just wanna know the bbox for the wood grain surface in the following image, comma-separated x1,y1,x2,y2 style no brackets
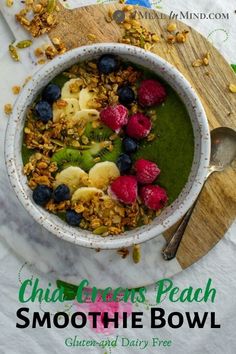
49,2,236,269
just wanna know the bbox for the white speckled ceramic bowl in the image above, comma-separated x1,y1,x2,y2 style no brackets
5,44,210,249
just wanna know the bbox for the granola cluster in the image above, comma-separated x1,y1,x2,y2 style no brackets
23,61,141,157
22,59,159,235
23,152,57,189
15,0,58,37
63,61,140,109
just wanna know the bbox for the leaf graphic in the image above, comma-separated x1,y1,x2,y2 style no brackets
231,64,236,73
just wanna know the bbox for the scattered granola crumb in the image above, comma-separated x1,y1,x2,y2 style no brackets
34,47,44,57
12,86,21,95
87,33,97,41
52,37,60,45
167,22,177,33
192,52,210,67
192,59,203,67
33,3,43,13
176,31,189,43
38,58,46,65
152,34,160,42
166,29,189,44
229,84,236,93
6,0,14,7
117,247,130,259
115,6,161,50
123,5,133,12
44,45,57,59
15,0,58,37
4,104,13,115
166,34,176,44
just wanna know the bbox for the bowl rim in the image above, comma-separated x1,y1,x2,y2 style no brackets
4,43,210,249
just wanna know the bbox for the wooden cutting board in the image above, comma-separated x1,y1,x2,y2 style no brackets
48,2,236,270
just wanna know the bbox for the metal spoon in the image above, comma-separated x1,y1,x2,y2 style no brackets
162,127,236,261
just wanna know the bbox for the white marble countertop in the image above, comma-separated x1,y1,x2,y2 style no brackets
0,0,236,353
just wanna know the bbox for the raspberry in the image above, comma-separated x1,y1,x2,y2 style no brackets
126,113,152,139
100,104,128,133
140,185,168,210
138,79,167,107
134,159,160,184
109,176,137,204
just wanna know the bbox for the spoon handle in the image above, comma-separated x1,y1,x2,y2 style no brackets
162,201,197,260
162,170,212,261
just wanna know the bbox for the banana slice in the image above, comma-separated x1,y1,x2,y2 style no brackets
88,161,120,190
79,88,97,109
54,166,89,193
61,78,83,100
53,98,80,122
72,187,104,203
71,109,100,126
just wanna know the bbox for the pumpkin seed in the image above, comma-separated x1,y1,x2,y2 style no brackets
47,0,56,13
93,226,108,235
132,245,141,264
9,44,20,61
16,40,32,49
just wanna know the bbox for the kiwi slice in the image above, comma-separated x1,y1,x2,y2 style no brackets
51,148,83,168
84,123,122,163
51,123,122,172
50,73,69,89
22,145,36,165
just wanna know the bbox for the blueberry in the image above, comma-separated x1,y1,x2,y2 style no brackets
118,86,135,105
117,153,132,174
66,209,82,226
122,137,138,154
32,184,52,206
53,184,70,203
98,54,119,74
42,84,61,103
34,101,52,123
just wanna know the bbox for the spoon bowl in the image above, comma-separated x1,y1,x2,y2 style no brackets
209,127,236,175
163,126,236,260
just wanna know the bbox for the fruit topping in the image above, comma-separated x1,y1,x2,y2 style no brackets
61,78,82,100
116,153,132,174
118,85,135,105
98,54,119,74
109,176,137,204
53,98,79,122
122,137,138,154
88,161,120,190
71,187,104,203
138,79,167,107
54,166,89,193
32,184,52,206
140,185,168,210
42,83,61,103
126,113,152,139
100,104,128,133
34,101,53,123
53,184,70,203
79,88,96,110
66,209,82,226
134,159,160,184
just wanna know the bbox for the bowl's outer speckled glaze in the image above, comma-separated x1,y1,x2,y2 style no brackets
5,44,210,249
